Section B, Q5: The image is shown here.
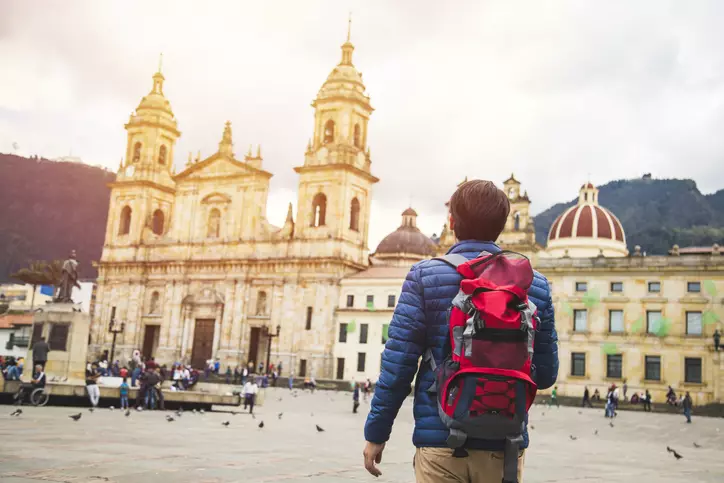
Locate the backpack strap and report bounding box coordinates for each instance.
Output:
[433,254,470,268]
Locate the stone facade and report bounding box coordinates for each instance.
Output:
[90,30,377,378]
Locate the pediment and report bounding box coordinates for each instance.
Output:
[201,192,232,204]
[175,154,270,181]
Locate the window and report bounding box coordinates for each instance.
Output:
[686,311,702,336]
[387,295,396,308]
[207,208,221,238]
[571,352,586,377]
[323,119,335,144]
[336,358,345,380]
[357,352,366,372]
[610,282,623,293]
[118,206,132,235]
[573,309,588,332]
[149,293,160,315]
[158,145,167,165]
[48,323,70,351]
[685,358,702,384]
[255,291,267,316]
[338,323,348,343]
[381,324,389,344]
[30,323,44,347]
[648,281,661,293]
[305,306,313,330]
[366,295,374,308]
[353,123,361,148]
[609,310,624,333]
[132,142,141,163]
[349,197,360,231]
[513,212,520,231]
[299,359,307,377]
[152,209,164,235]
[646,310,662,334]
[359,323,368,344]
[575,282,587,292]
[606,354,622,379]
[311,193,327,227]
[645,356,661,381]
[687,282,701,293]
[346,295,354,308]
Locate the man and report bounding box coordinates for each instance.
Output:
[682,392,693,423]
[353,383,361,414]
[32,337,50,371]
[363,180,558,482]
[622,379,628,402]
[714,329,721,352]
[86,362,101,407]
[14,364,46,404]
[144,368,160,409]
[643,389,652,412]
[243,377,258,414]
[582,387,593,408]
[549,386,560,408]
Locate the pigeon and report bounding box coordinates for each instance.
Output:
[109,406,115,411]
[252,414,256,419]
[222,421,230,427]
[258,421,264,429]
[666,447,683,460]
[125,409,131,417]
[278,397,283,402]
[693,442,702,449]
[88,408,95,413]
[278,413,283,420]
[69,413,82,421]
[10,409,22,417]
[594,430,599,436]
[541,412,545,417]
[310,413,314,417]
[569,435,578,441]
[609,422,614,428]
[316,425,325,432]
[578,411,582,415]
[166,416,175,422]
[192,409,197,414]
[529,425,535,430]
[199,409,205,414]
[175,410,183,417]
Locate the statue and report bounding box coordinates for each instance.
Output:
[54,250,80,303]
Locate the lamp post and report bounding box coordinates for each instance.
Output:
[109,318,125,364]
[263,324,281,374]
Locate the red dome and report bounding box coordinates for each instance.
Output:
[548,204,625,242]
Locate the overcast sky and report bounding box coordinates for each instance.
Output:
[2,1,724,249]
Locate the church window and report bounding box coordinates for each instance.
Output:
[207,208,221,238]
[149,291,160,315]
[513,212,520,231]
[353,124,361,148]
[158,145,167,165]
[508,188,515,199]
[323,120,335,144]
[152,209,164,235]
[312,193,327,227]
[119,206,132,235]
[256,291,268,316]
[350,197,360,231]
[132,142,142,163]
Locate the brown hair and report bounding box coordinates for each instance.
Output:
[449,180,510,241]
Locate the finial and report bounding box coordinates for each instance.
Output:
[256,144,261,158]
[219,122,233,156]
[286,202,294,222]
[158,53,163,74]
[196,150,201,162]
[187,152,192,165]
[119,157,123,170]
[347,12,352,42]
[307,138,312,151]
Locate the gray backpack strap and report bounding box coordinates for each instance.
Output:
[433,254,470,268]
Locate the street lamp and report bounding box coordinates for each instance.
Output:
[109,318,125,364]
[263,324,281,374]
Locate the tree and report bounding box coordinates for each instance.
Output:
[10,260,59,310]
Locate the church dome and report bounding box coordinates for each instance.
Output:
[546,183,628,258]
[135,72,175,120]
[373,208,436,266]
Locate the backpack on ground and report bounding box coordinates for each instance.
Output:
[425,251,538,483]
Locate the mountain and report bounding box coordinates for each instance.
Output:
[0,153,114,282]
[534,177,724,254]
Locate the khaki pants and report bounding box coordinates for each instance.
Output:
[414,447,524,483]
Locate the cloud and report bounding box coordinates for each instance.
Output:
[2,0,724,250]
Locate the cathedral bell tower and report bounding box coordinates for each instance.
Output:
[294,20,379,266]
[106,61,179,247]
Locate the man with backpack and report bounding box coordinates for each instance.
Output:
[363,180,558,483]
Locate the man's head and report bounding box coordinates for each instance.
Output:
[38,337,45,343]
[70,250,77,259]
[35,364,42,372]
[448,180,510,242]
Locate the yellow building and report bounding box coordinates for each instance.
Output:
[90,27,378,378]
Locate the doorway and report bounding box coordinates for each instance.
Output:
[336,358,345,380]
[191,319,215,369]
[142,325,159,360]
[248,327,261,370]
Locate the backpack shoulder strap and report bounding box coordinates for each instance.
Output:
[432,254,470,268]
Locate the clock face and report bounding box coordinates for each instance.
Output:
[125,165,135,177]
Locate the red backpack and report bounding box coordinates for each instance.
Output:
[425,251,538,483]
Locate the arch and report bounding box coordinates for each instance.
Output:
[118,206,132,235]
[152,209,164,235]
[508,187,515,199]
[158,145,167,165]
[132,142,142,163]
[513,212,521,231]
[353,123,361,148]
[255,291,267,316]
[323,120,335,144]
[149,291,160,314]
[349,197,360,231]
[311,193,327,227]
[207,208,221,238]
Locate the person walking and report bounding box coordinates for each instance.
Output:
[682,392,693,423]
[32,337,50,371]
[643,389,652,412]
[714,329,721,352]
[582,386,593,408]
[86,362,101,408]
[363,180,558,482]
[622,379,628,402]
[288,372,294,391]
[119,377,130,410]
[241,365,249,385]
[243,378,258,414]
[353,383,361,414]
[549,386,560,408]
[363,378,371,402]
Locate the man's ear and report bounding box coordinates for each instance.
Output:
[448,214,455,231]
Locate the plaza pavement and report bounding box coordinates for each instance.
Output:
[1,387,723,482]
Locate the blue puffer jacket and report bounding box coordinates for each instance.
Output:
[364,240,559,450]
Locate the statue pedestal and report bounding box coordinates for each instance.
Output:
[27,303,89,383]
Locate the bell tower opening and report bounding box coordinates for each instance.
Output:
[312,193,327,227]
[323,120,335,145]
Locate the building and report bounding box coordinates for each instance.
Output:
[0,313,33,358]
[90,25,377,377]
[333,179,724,405]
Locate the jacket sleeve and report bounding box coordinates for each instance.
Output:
[532,284,559,390]
[364,266,427,444]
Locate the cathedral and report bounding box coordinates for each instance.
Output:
[90,28,377,377]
